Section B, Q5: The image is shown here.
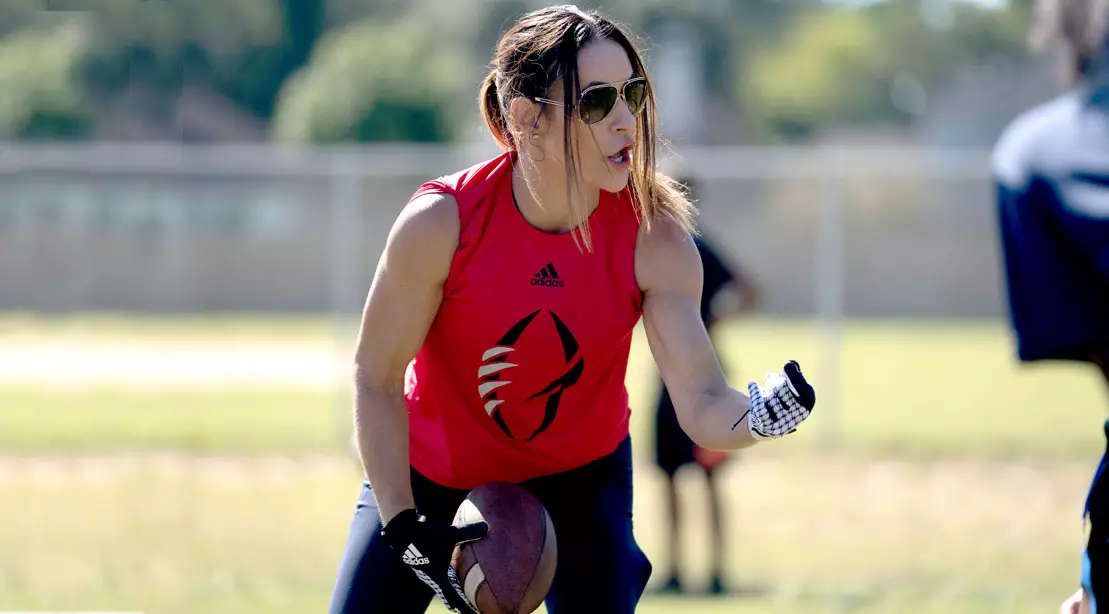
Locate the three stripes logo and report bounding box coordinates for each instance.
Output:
[401,543,430,566]
[530,262,564,288]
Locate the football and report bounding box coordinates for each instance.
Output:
[451,482,558,614]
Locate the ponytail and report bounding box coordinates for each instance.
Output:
[480,71,511,150]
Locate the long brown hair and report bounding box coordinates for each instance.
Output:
[478,5,696,249]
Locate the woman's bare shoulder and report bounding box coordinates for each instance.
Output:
[634,212,702,295]
[382,191,461,282]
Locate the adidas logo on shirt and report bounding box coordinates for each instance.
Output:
[401,544,430,566]
[530,263,564,288]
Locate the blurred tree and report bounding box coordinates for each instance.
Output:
[0,0,1041,143]
[621,0,819,138]
[0,18,92,139]
[0,0,46,38]
[272,17,471,143]
[744,7,885,140]
[0,0,323,140]
[741,0,1032,141]
[327,0,414,25]
[473,0,531,59]
[236,0,324,118]
[76,0,309,119]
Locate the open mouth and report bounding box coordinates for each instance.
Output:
[607,145,632,165]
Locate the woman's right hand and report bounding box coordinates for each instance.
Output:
[381,508,488,613]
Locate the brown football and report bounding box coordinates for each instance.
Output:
[451,482,557,614]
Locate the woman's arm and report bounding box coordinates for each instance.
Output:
[636,217,813,451]
[352,192,459,524]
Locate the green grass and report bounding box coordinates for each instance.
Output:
[2,315,1104,460]
[0,388,339,453]
[0,454,1089,614]
[0,313,1105,614]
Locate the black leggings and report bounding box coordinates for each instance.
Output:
[1085,346,1109,607]
[328,436,652,614]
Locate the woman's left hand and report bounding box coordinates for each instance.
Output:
[740,360,816,440]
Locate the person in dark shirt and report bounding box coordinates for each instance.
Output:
[992,0,1109,609]
[653,177,762,595]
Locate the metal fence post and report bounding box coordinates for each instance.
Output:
[814,169,845,451]
[330,152,363,450]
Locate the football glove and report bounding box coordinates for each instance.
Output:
[381,508,488,613]
[736,360,816,440]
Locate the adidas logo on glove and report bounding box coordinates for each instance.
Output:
[402,544,430,566]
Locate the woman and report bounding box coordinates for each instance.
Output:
[329,6,816,614]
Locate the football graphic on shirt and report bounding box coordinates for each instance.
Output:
[477,308,584,441]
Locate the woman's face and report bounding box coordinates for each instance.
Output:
[535,38,643,196]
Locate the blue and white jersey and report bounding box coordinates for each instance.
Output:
[992,85,1109,363]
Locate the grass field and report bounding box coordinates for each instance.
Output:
[0,313,1106,614]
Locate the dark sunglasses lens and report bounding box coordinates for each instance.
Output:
[624,80,647,113]
[579,86,618,124]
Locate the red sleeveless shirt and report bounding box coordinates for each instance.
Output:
[404,152,644,489]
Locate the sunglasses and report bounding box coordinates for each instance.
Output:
[534,77,648,125]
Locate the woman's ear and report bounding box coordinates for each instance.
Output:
[507,97,549,161]
[508,97,544,142]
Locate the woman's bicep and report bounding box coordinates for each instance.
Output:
[637,219,730,422]
[353,193,459,391]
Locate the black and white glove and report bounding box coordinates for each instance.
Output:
[381,508,488,613]
[735,360,816,440]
